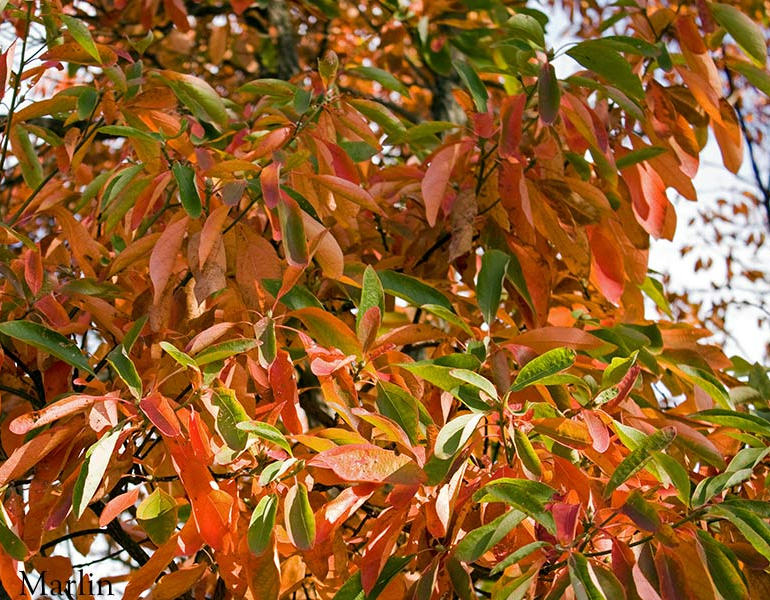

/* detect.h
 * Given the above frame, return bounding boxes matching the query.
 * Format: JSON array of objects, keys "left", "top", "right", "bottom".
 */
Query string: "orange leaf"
[
  {"left": 23, "top": 248, "right": 43, "bottom": 295},
  {"left": 261, "top": 161, "right": 281, "bottom": 209},
  {"left": 198, "top": 205, "right": 230, "bottom": 267},
  {"left": 123, "top": 528, "right": 184, "bottom": 600},
  {"left": 421, "top": 142, "right": 462, "bottom": 227},
  {"left": 313, "top": 174, "right": 382, "bottom": 214},
  {"left": 308, "top": 444, "right": 425, "bottom": 485},
  {"left": 290, "top": 307, "right": 362, "bottom": 358},
  {"left": 269, "top": 350, "right": 304, "bottom": 435},
  {"left": 302, "top": 212, "right": 344, "bottom": 279},
  {"left": 149, "top": 216, "right": 188, "bottom": 304},
  {"left": 0, "top": 425, "right": 78, "bottom": 486},
  {"left": 532, "top": 418, "right": 592, "bottom": 448},
  {"left": 98, "top": 488, "right": 140, "bottom": 527},
  {"left": 9, "top": 395, "right": 105, "bottom": 435},
  {"left": 314, "top": 484, "right": 377, "bottom": 545},
  {"left": 588, "top": 225, "right": 626, "bottom": 304},
  {"left": 506, "top": 327, "right": 614, "bottom": 353},
  {"left": 166, "top": 438, "right": 231, "bottom": 549},
  {"left": 139, "top": 393, "right": 181, "bottom": 437}
]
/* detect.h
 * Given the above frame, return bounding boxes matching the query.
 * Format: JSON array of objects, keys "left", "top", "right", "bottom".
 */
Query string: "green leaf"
[
  {"left": 678, "top": 365, "right": 733, "bottom": 409},
  {"left": 194, "top": 338, "right": 259, "bottom": 366},
  {"left": 448, "top": 369, "right": 498, "bottom": 401},
  {"left": 708, "top": 504, "right": 770, "bottom": 561},
  {"left": 285, "top": 483, "right": 315, "bottom": 551},
  {"left": 473, "top": 478, "right": 557, "bottom": 535},
  {"left": 567, "top": 40, "right": 644, "bottom": 100},
  {"left": 507, "top": 13, "right": 546, "bottom": 48},
  {"left": 76, "top": 87, "right": 99, "bottom": 120},
  {"left": 727, "top": 58, "right": 770, "bottom": 96},
  {"left": 123, "top": 316, "right": 147, "bottom": 353},
  {"left": 212, "top": 387, "right": 250, "bottom": 451},
  {"left": 73, "top": 427, "right": 123, "bottom": 518},
  {"left": 434, "top": 413, "right": 484, "bottom": 460},
  {"left": 159, "top": 341, "right": 200, "bottom": 372},
  {"left": 339, "top": 140, "right": 378, "bottom": 162},
  {"left": 398, "top": 361, "right": 487, "bottom": 409},
  {"left": 710, "top": 3, "right": 767, "bottom": 66},
  {"left": 454, "top": 509, "right": 525, "bottom": 563},
  {"left": 598, "top": 35, "right": 660, "bottom": 57},
  {"left": 453, "top": 61, "right": 488, "bottom": 113},
  {"left": 538, "top": 62, "right": 561, "bottom": 125},
  {"left": 622, "top": 491, "right": 661, "bottom": 532},
  {"left": 172, "top": 163, "right": 202, "bottom": 219},
  {"left": 248, "top": 494, "right": 278, "bottom": 555},
  {"left": 61, "top": 15, "right": 101, "bottom": 63},
  {"left": 0, "top": 320, "right": 94, "bottom": 375},
  {"left": 0, "top": 510, "right": 28, "bottom": 560},
  {"left": 278, "top": 199, "right": 309, "bottom": 266},
  {"left": 137, "top": 488, "right": 177, "bottom": 545},
  {"left": 422, "top": 304, "right": 473, "bottom": 335},
  {"left": 106, "top": 345, "right": 142, "bottom": 400},
  {"left": 651, "top": 451, "right": 691, "bottom": 506},
  {"left": 160, "top": 72, "right": 228, "bottom": 129},
  {"left": 357, "top": 266, "right": 385, "bottom": 333},
  {"left": 477, "top": 249, "right": 510, "bottom": 324},
  {"left": 506, "top": 252, "right": 534, "bottom": 310},
  {"left": 238, "top": 78, "right": 297, "bottom": 98},
  {"left": 513, "top": 428, "right": 543, "bottom": 478},
  {"left": 262, "top": 279, "right": 323, "bottom": 310},
  {"left": 693, "top": 408, "right": 770, "bottom": 437},
  {"left": 604, "top": 427, "right": 676, "bottom": 498},
  {"left": 348, "top": 98, "right": 405, "bottom": 138},
  {"left": 569, "top": 553, "right": 606, "bottom": 600},
  {"left": 11, "top": 125, "right": 43, "bottom": 189},
  {"left": 332, "top": 555, "right": 413, "bottom": 600},
  {"left": 601, "top": 352, "right": 638, "bottom": 389},
  {"left": 510, "top": 348, "right": 576, "bottom": 392},
  {"left": 696, "top": 530, "right": 749, "bottom": 600},
  {"left": 616, "top": 146, "right": 668, "bottom": 169},
  {"left": 349, "top": 66, "right": 410, "bottom": 97},
  {"left": 376, "top": 382, "right": 421, "bottom": 445},
  {"left": 236, "top": 420, "right": 293, "bottom": 455},
  {"left": 640, "top": 276, "right": 673, "bottom": 318},
  {"left": 398, "top": 121, "right": 459, "bottom": 143},
  {"left": 378, "top": 270, "right": 453, "bottom": 311},
  {"left": 490, "top": 541, "right": 550, "bottom": 576},
  {"left": 99, "top": 125, "right": 161, "bottom": 143}
]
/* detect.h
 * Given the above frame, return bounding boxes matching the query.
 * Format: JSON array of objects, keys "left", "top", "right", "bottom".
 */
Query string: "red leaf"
[
  {"left": 623, "top": 162, "right": 672, "bottom": 240},
  {"left": 99, "top": 488, "right": 140, "bottom": 527},
  {"left": 0, "top": 425, "right": 78, "bottom": 486},
  {"left": 421, "top": 142, "right": 463, "bottom": 227},
  {"left": 506, "top": 327, "right": 613, "bottom": 353},
  {"left": 309, "top": 444, "right": 425, "bottom": 485},
  {"left": 166, "top": 438, "right": 231, "bottom": 550},
  {"left": 24, "top": 248, "right": 43, "bottom": 295},
  {"left": 313, "top": 174, "right": 381, "bottom": 213},
  {"left": 314, "top": 484, "right": 377, "bottom": 545},
  {"left": 499, "top": 94, "right": 526, "bottom": 159},
  {"left": 140, "top": 393, "right": 181, "bottom": 437},
  {"left": 588, "top": 225, "right": 625, "bottom": 304},
  {"left": 260, "top": 161, "right": 281, "bottom": 209},
  {"left": 9, "top": 395, "right": 104, "bottom": 435},
  {"left": 552, "top": 502, "right": 580, "bottom": 544},
  {"left": 605, "top": 364, "right": 641, "bottom": 411},
  {"left": 582, "top": 410, "right": 610, "bottom": 453},
  {"left": 198, "top": 204, "right": 230, "bottom": 267},
  {"left": 269, "top": 350, "right": 304, "bottom": 435},
  {"left": 149, "top": 216, "right": 188, "bottom": 304}
]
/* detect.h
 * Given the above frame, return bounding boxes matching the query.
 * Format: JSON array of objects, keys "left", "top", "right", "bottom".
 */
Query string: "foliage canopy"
[{"left": 1, "top": 0, "right": 770, "bottom": 598}]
